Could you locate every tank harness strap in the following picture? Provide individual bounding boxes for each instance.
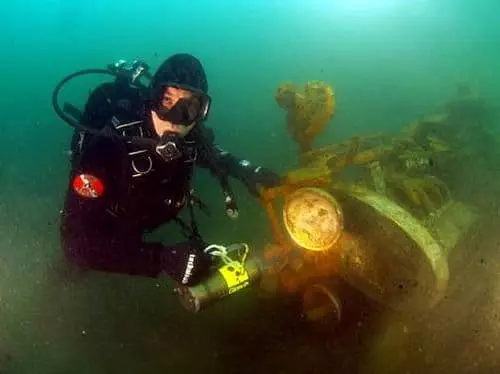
[198,140,239,219]
[173,189,211,240]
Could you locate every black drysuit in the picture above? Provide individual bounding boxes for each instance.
[60,81,258,285]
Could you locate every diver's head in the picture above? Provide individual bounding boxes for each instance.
[149,54,210,137]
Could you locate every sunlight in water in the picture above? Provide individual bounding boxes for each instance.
[313,0,430,17]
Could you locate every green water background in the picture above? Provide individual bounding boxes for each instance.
[0,0,499,373]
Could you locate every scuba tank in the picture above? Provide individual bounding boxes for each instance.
[52,59,151,130]
[173,243,264,312]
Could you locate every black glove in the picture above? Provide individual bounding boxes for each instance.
[241,163,281,197]
[161,238,212,286]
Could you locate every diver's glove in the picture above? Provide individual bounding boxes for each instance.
[161,238,212,286]
[238,160,281,197]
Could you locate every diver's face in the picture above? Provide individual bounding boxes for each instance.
[151,86,196,137]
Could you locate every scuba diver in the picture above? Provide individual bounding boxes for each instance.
[56,53,281,286]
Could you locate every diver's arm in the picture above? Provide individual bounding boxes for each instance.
[62,185,211,283]
[209,144,264,180]
[197,129,281,195]
[62,220,211,284]
[195,128,261,179]
[69,134,124,208]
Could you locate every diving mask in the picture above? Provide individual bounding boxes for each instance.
[152,83,211,126]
